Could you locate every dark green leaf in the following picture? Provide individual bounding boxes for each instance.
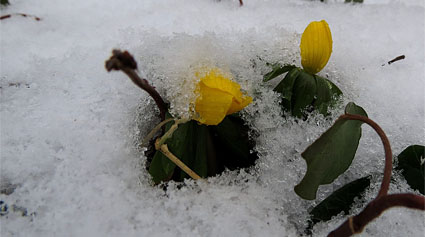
[148,113,175,183]
[273,68,301,109]
[148,113,258,183]
[149,120,210,183]
[178,122,209,180]
[211,115,257,169]
[193,125,209,177]
[270,68,343,118]
[396,145,425,195]
[314,76,342,115]
[294,102,368,200]
[175,122,208,179]
[0,0,9,6]
[149,150,175,184]
[273,68,299,95]
[148,113,181,183]
[310,176,371,223]
[263,63,296,82]
[291,71,317,118]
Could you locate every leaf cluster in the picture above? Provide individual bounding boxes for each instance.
[148,114,258,184]
[264,64,342,118]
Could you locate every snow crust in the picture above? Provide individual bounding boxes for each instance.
[1,0,424,236]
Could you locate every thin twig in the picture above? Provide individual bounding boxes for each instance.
[340,114,392,198]
[105,49,167,120]
[388,55,405,65]
[328,194,425,237]
[381,55,405,66]
[155,140,201,180]
[0,13,41,21]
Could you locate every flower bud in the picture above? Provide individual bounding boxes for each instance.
[300,20,333,74]
[194,68,252,125]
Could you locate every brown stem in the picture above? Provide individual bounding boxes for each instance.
[0,13,41,21]
[388,55,405,65]
[239,0,243,6]
[328,194,425,237]
[105,49,167,121]
[340,114,392,198]
[328,113,424,236]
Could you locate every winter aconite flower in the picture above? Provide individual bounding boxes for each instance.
[300,20,333,74]
[194,68,252,125]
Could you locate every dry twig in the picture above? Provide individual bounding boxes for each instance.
[0,13,41,21]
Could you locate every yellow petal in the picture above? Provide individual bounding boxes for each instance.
[227,95,253,115]
[300,20,332,74]
[199,68,244,103]
[195,81,234,125]
[194,68,252,125]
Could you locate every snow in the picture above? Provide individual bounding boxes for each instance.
[1,0,424,236]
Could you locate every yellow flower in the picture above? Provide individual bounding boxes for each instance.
[300,20,333,74]
[194,68,252,125]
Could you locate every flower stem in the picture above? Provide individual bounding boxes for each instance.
[155,140,201,180]
[339,114,392,198]
[327,114,425,237]
[105,49,167,121]
[328,194,425,237]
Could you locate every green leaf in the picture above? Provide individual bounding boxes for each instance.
[274,68,300,111]
[396,145,425,195]
[314,76,342,115]
[178,122,209,180]
[210,115,257,170]
[214,116,249,159]
[310,176,371,224]
[294,102,368,200]
[149,150,175,184]
[291,71,317,118]
[270,68,343,118]
[148,114,258,183]
[148,113,174,183]
[149,120,210,183]
[263,63,296,82]
[148,113,179,183]
[0,0,9,6]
